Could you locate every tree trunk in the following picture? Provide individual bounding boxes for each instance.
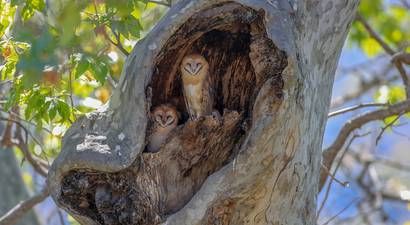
[47,0,359,225]
[0,148,41,225]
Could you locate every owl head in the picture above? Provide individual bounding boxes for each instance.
[150,104,179,128]
[180,54,209,76]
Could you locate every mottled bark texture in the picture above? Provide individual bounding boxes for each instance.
[47,0,359,225]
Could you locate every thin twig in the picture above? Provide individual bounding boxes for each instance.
[320,163,349,187]
[106,74,118,88]
[68,71,77,120]
[375,113,403,145]
[14,128,49,177]
[111,30,130,56]
[321,198,360,225]
[356,14,410,99]
[92,0,130,56]
[330,65,396,109]
[320,99,410,191]
[57,209,65,225]
[318,134,362,219]
[355,14,396,55]
[392,52,410,98]
[0,110,52,134]
[0,116,45,151]
[147,0,171,7]
[0,187,49,225]
[0,116,49,177]
[328,103,388,118]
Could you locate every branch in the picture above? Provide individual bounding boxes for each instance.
[318,134,363,219]
[356,14,410,98]
[328,103,388,118]
[375,113,402,145]
[0,187,49,225]
[92,0,130,56]
[320,198,360,225]
[355,14,396,55]
[147,0,171,7]
[15,137,49,178]
[104,30,130,57]
[330,67,398,109]
[0,116,49,177]
[320,100,410,190]
[392,52,410,98]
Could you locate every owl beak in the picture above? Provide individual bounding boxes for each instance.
[160,120,167,128]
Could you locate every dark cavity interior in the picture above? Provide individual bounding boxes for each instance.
[150,4,277,122]
[59,3,287,225]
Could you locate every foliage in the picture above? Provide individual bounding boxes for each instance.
[349,0,410,56]
[0,0,410,224]
[0,0,166,159]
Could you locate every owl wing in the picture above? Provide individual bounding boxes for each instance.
[201,72,214,116]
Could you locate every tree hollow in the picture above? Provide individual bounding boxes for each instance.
[58,2,287,225]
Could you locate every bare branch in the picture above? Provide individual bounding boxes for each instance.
[148,0,171,7]
[375,113,402,145]
[0,187,49,225]
[330,66,397,109]
[392,52,410,65]
[349,151,410,175]
[328,103,388,118]
[355,14,396,55]
[0,110,52,134]
[105,30,130,57]
[92,0,130,56]
[321,198,360,225]
[318,134,363,219]
[392,52,410,98]
[0,116,49,177]
[356,14,410,98]
[320,163,349,187]
[14,132,49,178]
[321,100,410,190]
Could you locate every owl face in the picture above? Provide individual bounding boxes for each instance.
[151,104,179,128]
[181,54,209,76]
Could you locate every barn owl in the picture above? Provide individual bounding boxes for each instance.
[180,54,213,120]
[146,104,179,153]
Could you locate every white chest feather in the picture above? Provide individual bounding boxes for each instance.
[186,84,201,98]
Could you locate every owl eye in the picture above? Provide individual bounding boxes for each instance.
[165,115,175,126]
[155,115,162,123]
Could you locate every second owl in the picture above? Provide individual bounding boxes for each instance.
[180,54,213,120]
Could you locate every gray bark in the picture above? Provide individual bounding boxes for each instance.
[0,148,41,225]
[47,0,360,224]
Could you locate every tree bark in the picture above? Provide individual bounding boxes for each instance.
[47,0,360,225]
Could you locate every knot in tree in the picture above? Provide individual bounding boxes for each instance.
[47,0,360,225]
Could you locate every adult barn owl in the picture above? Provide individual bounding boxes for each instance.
[180,54,213,120]
[146,104,179,153]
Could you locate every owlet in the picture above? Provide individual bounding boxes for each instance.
[146,104,179,153]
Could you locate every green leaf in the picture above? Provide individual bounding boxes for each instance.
[388,86,406,104]
[0,2,16,37]
[74,59,90,79]
[56,100,71,121]
[361,38,382,57]
[90,60,108,84]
